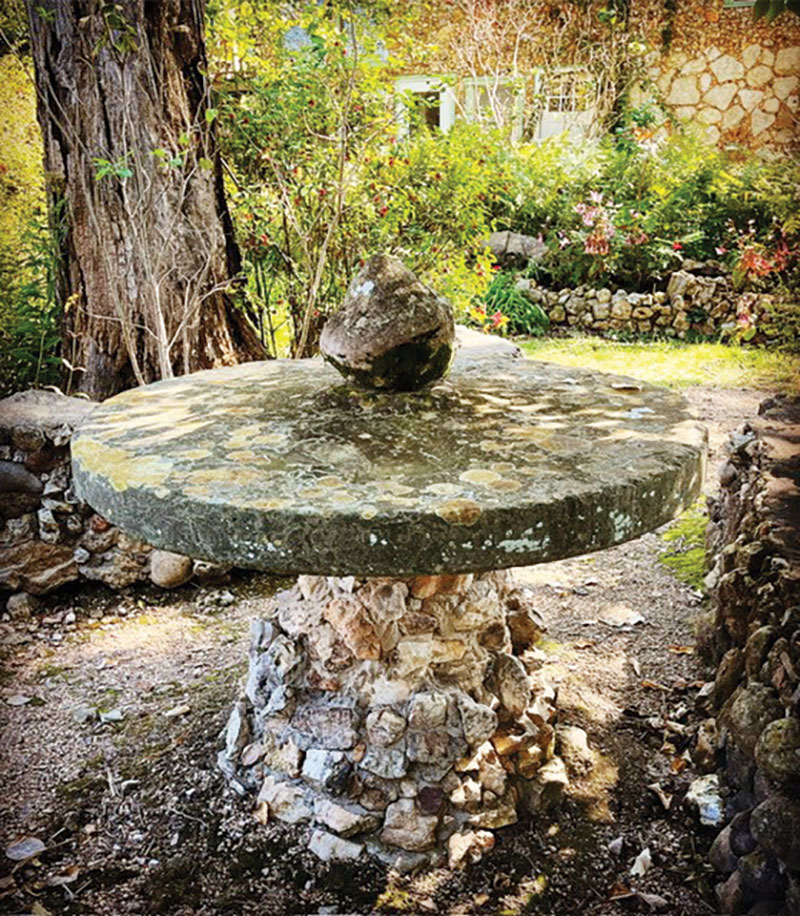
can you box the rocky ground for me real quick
[0,385,763,915]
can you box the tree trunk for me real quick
[26,0,263,401]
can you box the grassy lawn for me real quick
[520,336,799,392]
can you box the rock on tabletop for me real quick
[319,254,455,391]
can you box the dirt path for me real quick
[0,385,761,915]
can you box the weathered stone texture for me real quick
[319,254,455,392]
[531,262,787,343]
[221,571,566,865]
[0,389,197,598]
[704,397,800,914]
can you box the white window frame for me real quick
[462,76,526,142]
[394,76,456,137]
[533,67,596,142]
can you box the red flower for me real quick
[672,241,683,250]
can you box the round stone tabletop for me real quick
[72,351,706,576]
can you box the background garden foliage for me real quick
[1,0,799,392]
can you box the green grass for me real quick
[659,502,708,591]
[520,336,799,392]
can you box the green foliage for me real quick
[475,271,550,336]
[212,3,501,352]
[0,208,64,397]
[205,4,800,353]
[0,0,27,51]
[511,131,800,294]
[660,503,708,591]
[753,0,800,22]
[0,53,62,397]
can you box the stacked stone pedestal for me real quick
[220,571,565,869]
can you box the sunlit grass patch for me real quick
[659,501,708,591]
[520,336,799,392]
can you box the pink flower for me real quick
[672,241,683,251]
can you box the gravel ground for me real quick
[0,385,762,915]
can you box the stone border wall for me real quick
[516,264,784,340]
[703,397,800,914]
[0,391,196,603]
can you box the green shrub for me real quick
[0,53,62,397]
[472,271,550,337]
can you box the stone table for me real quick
[72,348,705,869]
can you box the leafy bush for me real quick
[472,271,549,337]
[0,53,62,397]
[510,131,800,294]
[0,212,63,398]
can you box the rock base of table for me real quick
[219,571,566,869]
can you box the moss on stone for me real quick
[659,502,708,590]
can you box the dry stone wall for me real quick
[0,390,196,602]
[703,397,800,914]
[520,264,784,340]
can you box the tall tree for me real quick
[26,0,263,400]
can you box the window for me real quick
[534,69,596,141]
[463,77,525,142]
[394,76,456,136]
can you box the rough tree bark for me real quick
[26,0,263,400]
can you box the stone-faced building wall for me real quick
[399,0,800,151]
[653,5,800,150]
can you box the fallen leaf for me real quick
[572,639,595,650]
[641,680,670,692]
[475,893,490,906]
[31,902,53,916]
[253,801,269,825]
[647,782,673,811]
[608,836,624,856]
[0,874,15,895]
[45,865,80,887]
[600,604,646,628]
[607,880,631,899]
[671,753,690,774]
[5,694,32,706]
[5,836,46,861]
[667,645,695,655]
[630,847,652,877]
[630,657,641,677]
[164,704,191,718]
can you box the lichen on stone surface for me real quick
[71,354,706,576]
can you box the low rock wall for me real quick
[519,266,784,341]
[704,397,800,914]
[0,390,195,603]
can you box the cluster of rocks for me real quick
[0,390,197,608]
[702,397,800,914]
[515,264,782,340]
[653,43,799,148]
[220,571,578,870]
